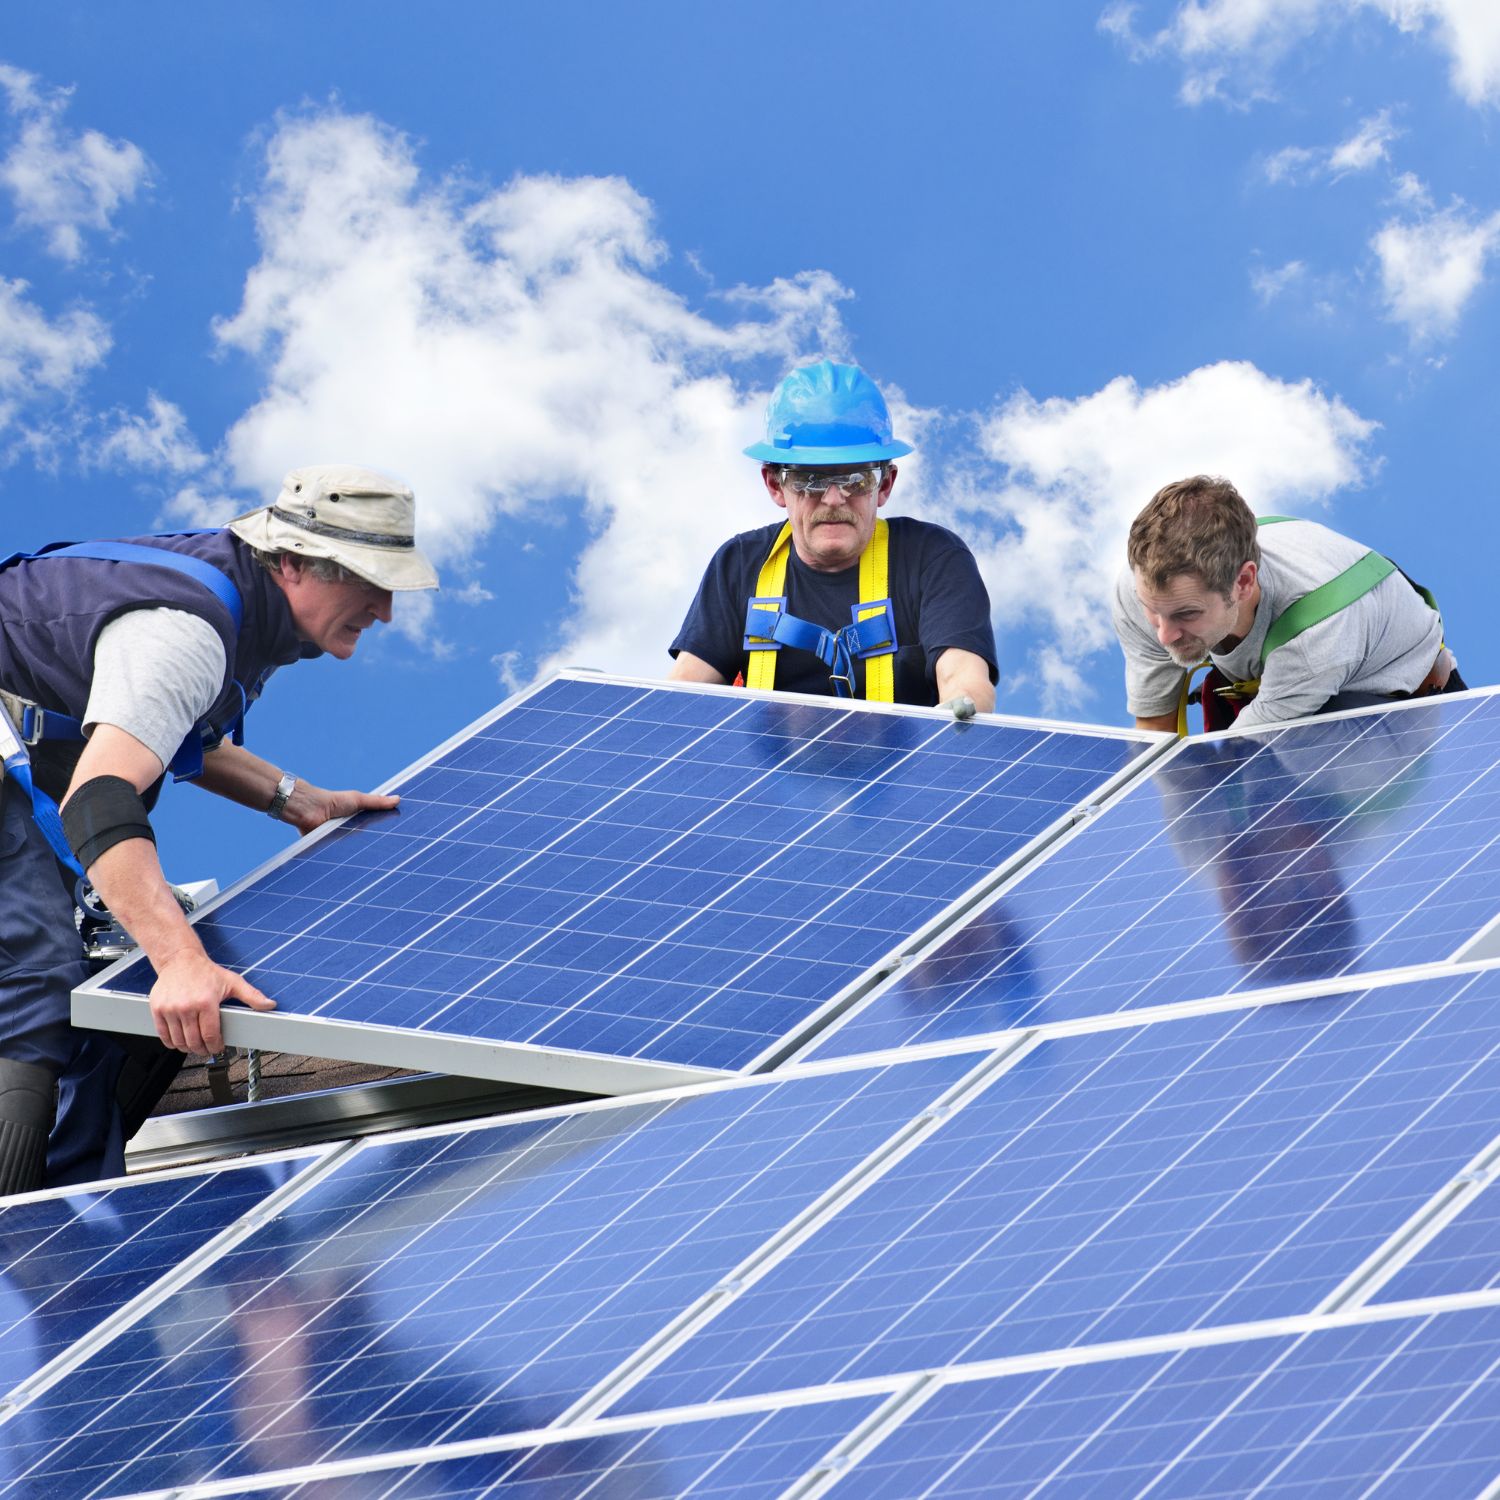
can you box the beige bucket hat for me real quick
[228,464,440,592]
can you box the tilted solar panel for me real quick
[622,964,1500,1410]
[0,1053,973,1496]
[809,690,1500,1061]
[74,673,1154,1090]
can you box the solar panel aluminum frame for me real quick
[71,670,1170,1097]
[123,1071,584,1174]
[1198,679,1500,743]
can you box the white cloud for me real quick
[1250,258,1308,300]
[195,109,849,676]
[95,393,208,473]
[1327,109,1399,173]
[0,274,110,439]
[943,361,1375,707]
[1262,109,1402,189]
[0,61,150,262]
[1110,0,1500,107]
[156,485,242,528]
[1263,145,1319,184]
[1379,0,1500,107]
[1372,202,1500,337]
[1390,170,1433,209]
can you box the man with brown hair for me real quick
[1111,475,1461,733]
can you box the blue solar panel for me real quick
[623,965,1500,1410]
[846,1303,1500,1497]
[255,1398,880,1500]
[0,1160,301,1400]
[87,676,1143,1078]
[1373,1180,1500,1305]
[0,1053,971,1497]
[812,692,1500,1060]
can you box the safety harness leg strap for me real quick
[0,705,84,876]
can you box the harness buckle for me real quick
[743,596,787,652]
[20,704,48,747]
[847,598,898,658]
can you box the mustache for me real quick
[813,508,859,526]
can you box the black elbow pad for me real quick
[62,776,155,870]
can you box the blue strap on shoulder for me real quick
[2,531,249,781]
[39,538,243,631]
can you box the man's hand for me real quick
[280,781,398,837]
[150,949,276,1055]
[197,744,398,835]
[934,648,995,715]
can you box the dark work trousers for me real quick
[1319,665,1470,716]
[0,781,132,1186]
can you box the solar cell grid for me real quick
[81,676,1146,1081]
[213,1398,881,1500]
[623,964,1500,1412]
[0,1053,974,1498]
[841,1303,1500,1498]
[0,1161,302,1402]
[811,690,1500,1061]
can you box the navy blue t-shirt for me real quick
[670,517,998,705]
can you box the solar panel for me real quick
[0,1052,974,1497]
[620,963,1500,1412]
[845,1301,1500,1497]
[809,690,1500,1061]
[0,1156,316,1405]
[236,1396,883,1499]
[74,674,1152,1090]
[30,683,1500,1493]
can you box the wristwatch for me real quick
[266,772,297,822]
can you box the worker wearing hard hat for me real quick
[1115,474,1463,734]
[670,360,998,715]
[0,465,438,1194]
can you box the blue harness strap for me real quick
[0,531,248,782]
[742,597,898,698]
[0,709,84,876]
[26,538,244,631]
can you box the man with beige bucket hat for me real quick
[0,464,438,1193]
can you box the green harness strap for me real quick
[1261,550,1398,657]
[1254,515,1402,659]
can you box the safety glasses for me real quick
[776,466,886,499]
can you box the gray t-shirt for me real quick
[1112,518,1443,728]
[84,608,227,769]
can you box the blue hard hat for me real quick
[744,359,914,465]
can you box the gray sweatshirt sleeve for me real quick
[84,608,227,770]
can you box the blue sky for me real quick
[3,2,1496,886]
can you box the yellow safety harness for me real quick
[743,519,896,701]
